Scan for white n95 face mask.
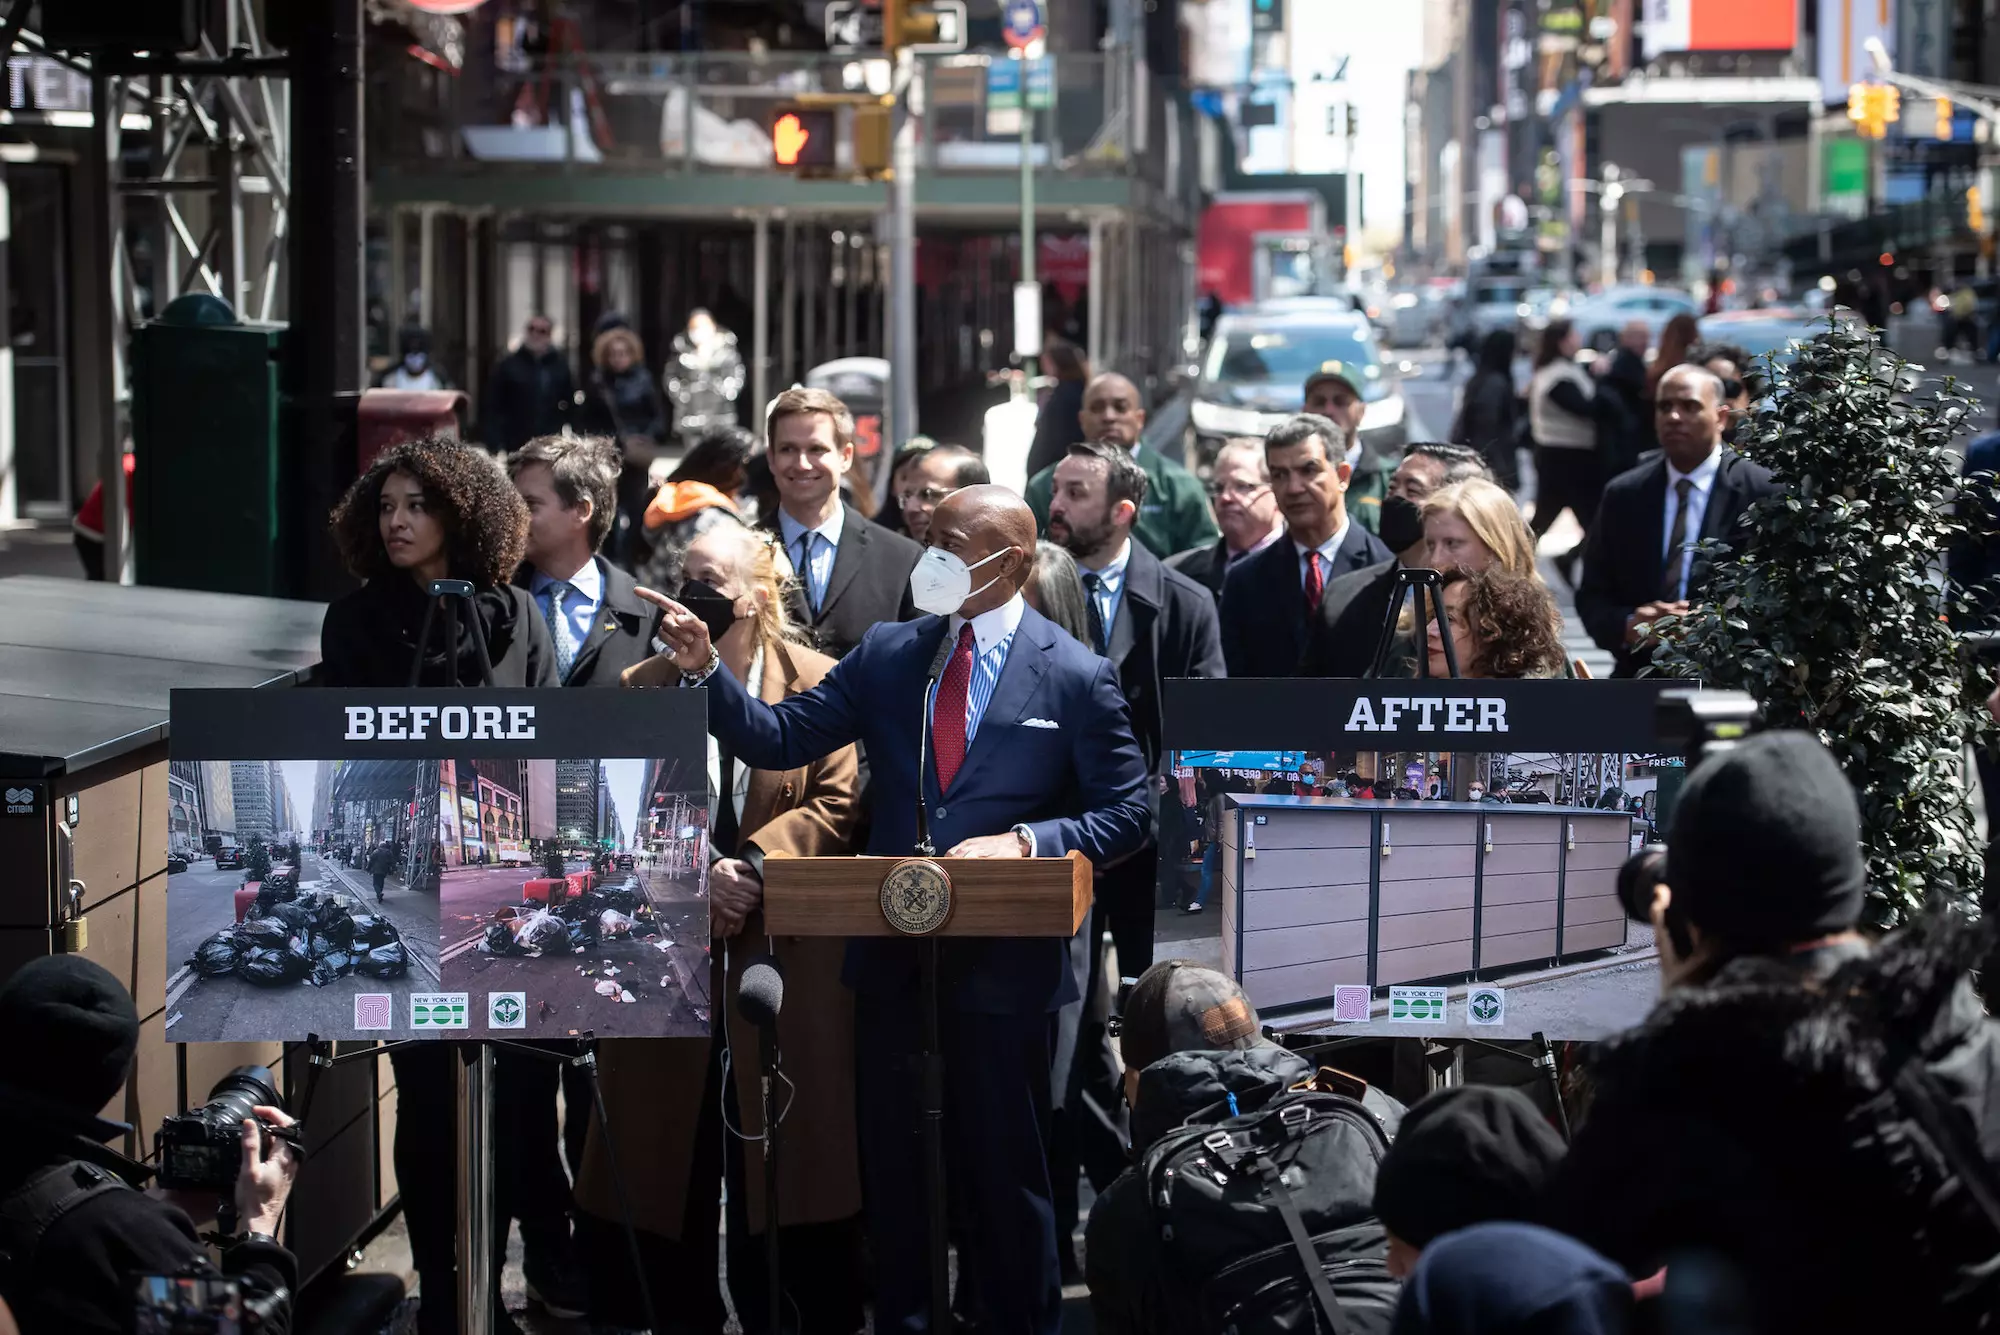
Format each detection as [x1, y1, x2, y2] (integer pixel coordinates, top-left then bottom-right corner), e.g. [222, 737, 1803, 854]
[909, 546, 1008, 617]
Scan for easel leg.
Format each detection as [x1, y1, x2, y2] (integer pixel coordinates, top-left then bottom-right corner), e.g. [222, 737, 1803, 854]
[457, 1043, 495, 1332]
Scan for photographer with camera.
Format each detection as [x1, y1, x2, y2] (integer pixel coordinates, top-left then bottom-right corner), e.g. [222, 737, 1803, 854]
[1541, 729, 2000, 1334]
[0, 956, 299, 1334]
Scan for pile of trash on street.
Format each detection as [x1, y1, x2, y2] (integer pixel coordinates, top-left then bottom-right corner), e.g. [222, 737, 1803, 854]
[188, 888, 409, 987]
[479, 879, 659, 960]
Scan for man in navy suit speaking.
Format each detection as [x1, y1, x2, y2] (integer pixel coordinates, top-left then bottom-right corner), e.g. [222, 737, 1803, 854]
[639, 485, 1151, 1335]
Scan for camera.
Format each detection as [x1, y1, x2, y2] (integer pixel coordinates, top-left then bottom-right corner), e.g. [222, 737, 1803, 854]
[155, 1066, 299, 1194]
[1618, 688, 1762, 925]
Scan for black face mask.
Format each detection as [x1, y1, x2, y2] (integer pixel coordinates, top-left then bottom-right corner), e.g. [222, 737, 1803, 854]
[677, 579, 743, 643]
[1378, 494, 1427, 556]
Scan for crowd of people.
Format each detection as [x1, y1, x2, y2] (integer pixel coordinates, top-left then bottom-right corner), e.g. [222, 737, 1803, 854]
[29, 298, 2000, 1335]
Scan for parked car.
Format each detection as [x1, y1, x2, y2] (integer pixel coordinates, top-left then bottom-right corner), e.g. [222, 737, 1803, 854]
[167, 853, 190, 874]
[614, 852, 636, 870]
[1379, 288, 1446, 347]
[1449, 275, 1536, 352]
[1565, 285, 1700, 352]
[214, 844, 245, 870]
[1187, 306, 1410, 473]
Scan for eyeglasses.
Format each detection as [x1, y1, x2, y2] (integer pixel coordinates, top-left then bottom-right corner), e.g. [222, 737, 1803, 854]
[1205, 481, 1270, 502]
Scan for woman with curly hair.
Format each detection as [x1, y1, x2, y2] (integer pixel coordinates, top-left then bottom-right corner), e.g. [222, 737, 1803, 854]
[1423, 566, 1569, 679]
[320, 435, 559, 689]
[320, 436, 566, 1335]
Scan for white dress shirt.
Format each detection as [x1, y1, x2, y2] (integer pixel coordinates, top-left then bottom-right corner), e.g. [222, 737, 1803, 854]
[531, 558, 605, 665]
[1294, 515, 1351, 591]
[1662, 446, 1722, 602]
[778, 504, 845, 612]
[706, 643, 763, 829]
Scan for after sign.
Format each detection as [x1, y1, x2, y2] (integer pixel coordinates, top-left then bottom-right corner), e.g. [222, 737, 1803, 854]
[1002, 0, 1045, 49]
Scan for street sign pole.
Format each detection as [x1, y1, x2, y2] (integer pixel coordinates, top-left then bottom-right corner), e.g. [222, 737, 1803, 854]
[888, 50, 921, 454]
[1005, 1, 1046, 362]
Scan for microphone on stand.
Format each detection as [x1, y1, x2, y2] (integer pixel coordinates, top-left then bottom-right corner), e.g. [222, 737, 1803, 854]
[737, 954, 786, 1335]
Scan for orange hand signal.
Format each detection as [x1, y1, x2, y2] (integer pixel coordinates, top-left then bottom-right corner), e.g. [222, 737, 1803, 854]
[774, 113, 811, 166]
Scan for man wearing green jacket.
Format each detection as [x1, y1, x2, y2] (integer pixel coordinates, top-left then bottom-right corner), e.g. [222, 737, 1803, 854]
[1304, 362, 1391, 537]
[1026, 372, 1219, 560]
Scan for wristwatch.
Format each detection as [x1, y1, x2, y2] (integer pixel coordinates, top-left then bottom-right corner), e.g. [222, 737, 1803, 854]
[239, 1230, 280, 1248]
[1011, 825, 1036, 857]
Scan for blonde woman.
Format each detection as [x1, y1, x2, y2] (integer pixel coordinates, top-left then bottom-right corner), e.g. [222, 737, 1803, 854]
[579, 524, 864, 1333]
[1421, 477, 1543, 579]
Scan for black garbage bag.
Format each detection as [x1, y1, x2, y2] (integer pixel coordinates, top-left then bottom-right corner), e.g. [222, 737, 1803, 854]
[190, 930, 241, 978]
[598, 885, 638, 913]
[266, 903, 311, 934]
[237, 947, 292, 986]
[564, 920, 598, 952]
[309, 958, 341, 988]
[316, 912, 356, 949]
[350, 913, 401, 947]
[553, 891, 604, 923]
[482, 922, 531, 957]
[321, 949, 356, 977]
[355, 941, 409, 979]
[239, 917, 290, 946]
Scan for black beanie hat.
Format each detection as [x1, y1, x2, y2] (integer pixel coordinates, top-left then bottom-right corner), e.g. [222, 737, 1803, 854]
[1665, 730, 1866, 945]
[1373, 1085, 1567, 1250]
[0, 955, 138, 1138]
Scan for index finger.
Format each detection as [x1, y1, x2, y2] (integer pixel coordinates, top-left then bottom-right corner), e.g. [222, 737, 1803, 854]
[632, 586, 690, 616]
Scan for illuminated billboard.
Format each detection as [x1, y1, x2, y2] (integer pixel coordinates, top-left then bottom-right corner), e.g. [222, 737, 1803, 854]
[1643, 0, 1795, 55]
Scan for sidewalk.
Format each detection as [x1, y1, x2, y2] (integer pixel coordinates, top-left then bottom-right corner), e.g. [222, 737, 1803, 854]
[0, 523, 82, 580]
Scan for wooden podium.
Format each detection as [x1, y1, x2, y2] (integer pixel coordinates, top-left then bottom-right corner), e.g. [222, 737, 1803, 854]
[759, 849, 1093, 1332]
[761, 849, 1093, 937]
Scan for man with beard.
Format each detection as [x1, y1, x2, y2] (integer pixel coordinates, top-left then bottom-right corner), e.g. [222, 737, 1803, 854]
[1165, 437, 1286, 604]
[1025, 373, 1218, 559]
[1298, 443, 1490, 677]
[1045, 439, 1222, 1279]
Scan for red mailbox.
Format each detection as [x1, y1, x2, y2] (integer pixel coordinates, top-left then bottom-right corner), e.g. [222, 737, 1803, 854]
[356, 388, 468, 472]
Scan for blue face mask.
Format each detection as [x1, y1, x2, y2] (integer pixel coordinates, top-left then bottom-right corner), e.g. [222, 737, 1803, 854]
[403, 353, 428, 374]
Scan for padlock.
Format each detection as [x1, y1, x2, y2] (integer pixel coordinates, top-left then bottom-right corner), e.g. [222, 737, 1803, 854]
[61, 881, 87, 953]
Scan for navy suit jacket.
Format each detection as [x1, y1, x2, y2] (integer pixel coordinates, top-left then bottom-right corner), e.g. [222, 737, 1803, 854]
[1219, 521, 1393, 678]
[703, 600, 1152, 1015]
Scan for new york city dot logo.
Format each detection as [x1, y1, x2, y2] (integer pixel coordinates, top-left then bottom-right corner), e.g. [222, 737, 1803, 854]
[1388, 986, 1448, 1024]
[488, 992, 526, 1030]
[411, 993, 469, 1029]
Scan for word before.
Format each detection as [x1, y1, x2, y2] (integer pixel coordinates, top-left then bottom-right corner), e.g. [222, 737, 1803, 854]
[1343, 696, 1509, 733]
[344, 704, 538, 741]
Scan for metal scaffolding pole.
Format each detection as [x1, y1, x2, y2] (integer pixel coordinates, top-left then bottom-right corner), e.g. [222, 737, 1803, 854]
[886, 51, 921, 451]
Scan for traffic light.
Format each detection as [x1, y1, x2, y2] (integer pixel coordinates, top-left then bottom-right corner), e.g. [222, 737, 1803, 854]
[883, 0, 943, 52]
[1935, 96, 1954, 140]
[1971, 186, 1987, 236]
[771, 106, 836, 170]
[1846, 82, 1901, 140]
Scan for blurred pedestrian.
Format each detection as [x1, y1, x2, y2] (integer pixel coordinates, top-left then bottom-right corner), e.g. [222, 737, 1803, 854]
[1690, 341, 1755, 444]
[635, 427, 753, 596]
[1595, 320, 1651, 478]
[665, 308, 745, 447]
[897, 443, 990, 545]
[1025, 373, 1218, 559]
[1024, 540, 1092, 642]
[367, 840, 396, 904]
[1452, 330, 1523, 491]
[380, 326, 449, 391]
[484, 315, 574, 455]
[1527, 319, 1611, 585]
[1025, 336, 1091, 480]
[581, 324, 669, 568]
[70, 453, 133, 581]
[1392, 1223, 1634, 1335]
[1637, 313, 1701, 453]
[1166, 437, 1285, 605]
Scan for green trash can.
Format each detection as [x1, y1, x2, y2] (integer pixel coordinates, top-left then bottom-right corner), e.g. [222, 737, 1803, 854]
[131, 294, 286, 595]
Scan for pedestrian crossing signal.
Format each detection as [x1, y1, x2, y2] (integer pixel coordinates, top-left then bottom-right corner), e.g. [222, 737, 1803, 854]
[772, 107, 836, 170]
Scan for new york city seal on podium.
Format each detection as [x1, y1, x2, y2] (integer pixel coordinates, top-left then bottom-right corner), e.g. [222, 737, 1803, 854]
[881, 857, 953, 935]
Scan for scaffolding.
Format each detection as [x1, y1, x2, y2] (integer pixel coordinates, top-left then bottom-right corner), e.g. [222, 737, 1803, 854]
[407, 759, 442, 893]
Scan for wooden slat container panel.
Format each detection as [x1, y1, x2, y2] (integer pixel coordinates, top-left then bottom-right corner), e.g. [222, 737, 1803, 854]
[1480, 813, 1560, 970]
[1235, 808, 1370, 1008]
[1375, 814, 1475, 983]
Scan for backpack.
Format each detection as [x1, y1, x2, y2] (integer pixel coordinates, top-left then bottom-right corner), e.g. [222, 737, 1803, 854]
[1139, 1082, 1401, 1334]
[0, 1158, 132, 1299]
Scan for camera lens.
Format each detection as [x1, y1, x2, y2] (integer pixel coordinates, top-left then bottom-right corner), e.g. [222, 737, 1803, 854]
[205, 1065, 283, 1125]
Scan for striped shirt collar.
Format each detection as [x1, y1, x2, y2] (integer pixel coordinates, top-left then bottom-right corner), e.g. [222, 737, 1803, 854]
[949, 591, 1026, 658]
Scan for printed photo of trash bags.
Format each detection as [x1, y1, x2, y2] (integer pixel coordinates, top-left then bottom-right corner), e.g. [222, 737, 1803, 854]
[165, 760, 437, 1042]
[440, 758, 711, 1038]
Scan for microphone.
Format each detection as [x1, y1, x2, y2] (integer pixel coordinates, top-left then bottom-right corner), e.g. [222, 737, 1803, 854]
[737, 954, 785, 1029]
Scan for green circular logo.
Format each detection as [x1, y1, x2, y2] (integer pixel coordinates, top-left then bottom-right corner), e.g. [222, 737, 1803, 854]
[1470, 991, 1501, 1023]
[492, 996, 522, 1025]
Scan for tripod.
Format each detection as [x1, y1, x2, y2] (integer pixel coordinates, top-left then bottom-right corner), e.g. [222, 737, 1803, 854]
[1366, 566, 1462, 680]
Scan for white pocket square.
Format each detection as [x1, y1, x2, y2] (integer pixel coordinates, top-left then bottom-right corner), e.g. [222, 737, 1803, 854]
[1021, 718, 1061, 730]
